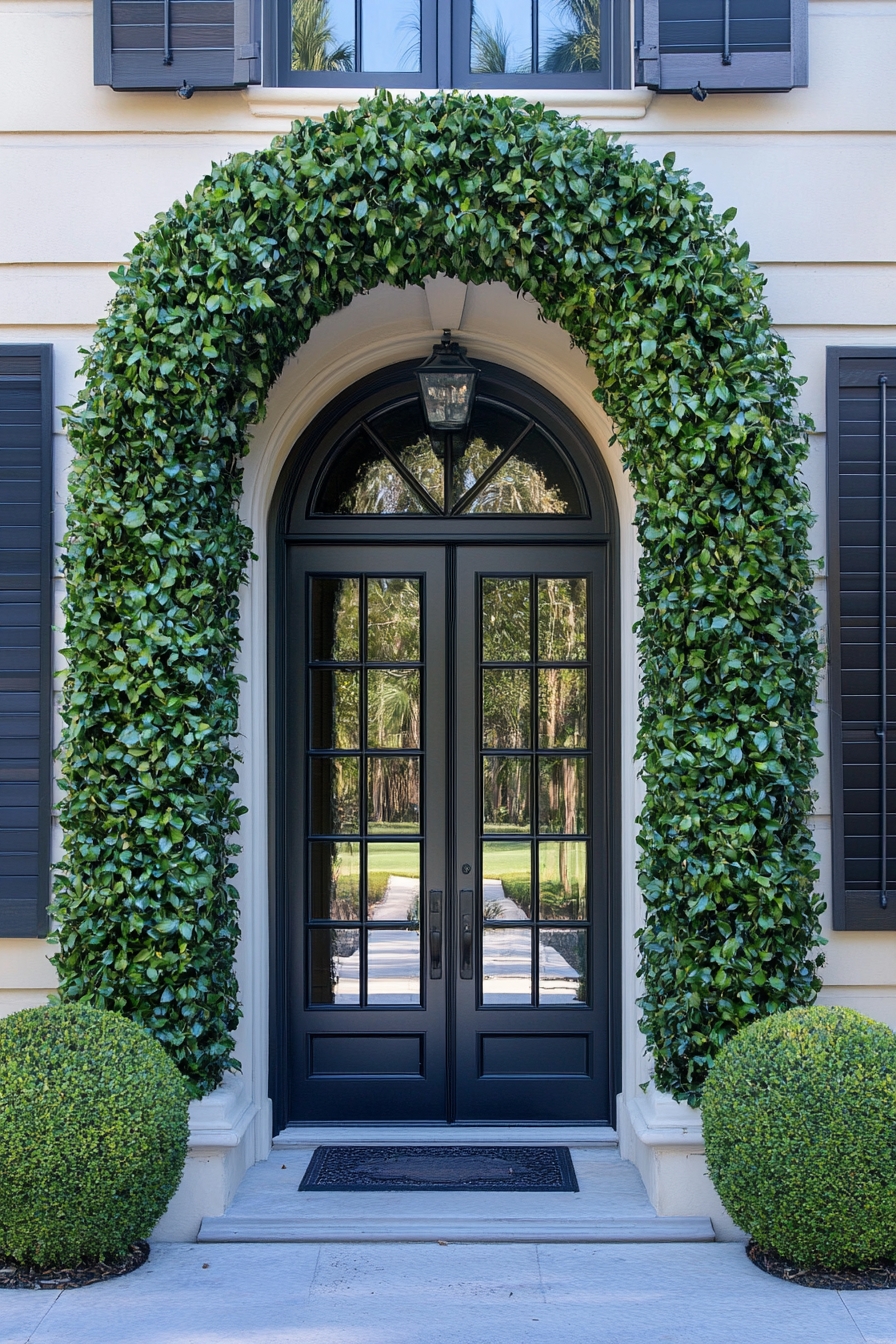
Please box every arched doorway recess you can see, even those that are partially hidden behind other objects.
[272,358,619,1125]
[56,92,822,1113]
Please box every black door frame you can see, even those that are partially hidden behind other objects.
[268,359,621,1131]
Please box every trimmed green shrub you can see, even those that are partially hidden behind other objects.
[0,1003,189,1266]
[703,1005,896,1269]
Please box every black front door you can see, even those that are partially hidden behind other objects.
[286,542,611,1123]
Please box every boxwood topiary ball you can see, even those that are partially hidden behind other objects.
[0,1002,190,1267]
[703,1005,896,1269]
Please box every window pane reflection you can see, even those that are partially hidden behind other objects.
[471,0,532,73]
[538,578,587,661]
[483,756,531,833]
[311,670,359,749]
[367,756,420,834]
[538,667,587,748]
[483,840,532,919]
[367,578,420,663]
[310,927,360,1004]
[311,577,359,662]
[367,928,421,1003]
[538,840,586,920]
[482,579,530,662]
[482,926,533,1003]
[367,842,420,921]
[482,669,531,748]
[367,669,420,748]
[310,756,360,834]
[292,0,354,71]
[310,841,361,921]
[538,756,587,833]
[538,0,600,72]
[362,0,421,71]
[538,929,586,1003]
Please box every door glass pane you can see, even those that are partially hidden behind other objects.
[538,840,586,920]
[483,756,531,833]
[538,0,601,73]
[311,577,359,661]
[538,756,587,833]
[398,440,443,509]
[367,928,421,1003]
[367,756,421,833]
[310,927,360,1004]
[367,669,420,748]
[310,841,361,921]
[538,667,587,748]
[367,842,421,921]
[482,927,533,1003]
[361,0,421,71]
[291,0,354,71]
[483,840,532,919]
[310,757,360,834]
[482,669,531,748]
[538,578,587,661]
[460,438,575,515]
[538,929,586,1003]
[367,578,420,662]
[311,670,360,749]
[481,578,530,662]
[471,0,532,72]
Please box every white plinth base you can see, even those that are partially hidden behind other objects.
[617,1087,746,1243]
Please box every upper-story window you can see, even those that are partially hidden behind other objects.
[279,0,628,88]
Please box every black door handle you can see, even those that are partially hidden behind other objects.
[460,888,474,980]
[429,889,442,979]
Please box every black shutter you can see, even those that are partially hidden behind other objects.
[94,0,260,91]
[828,349,896,931]
[636,0,808,93]
[0,348,52,939]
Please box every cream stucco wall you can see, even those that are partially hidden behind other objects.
[1,0,894,1233]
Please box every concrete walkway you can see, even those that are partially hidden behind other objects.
[3,1242,896,1344]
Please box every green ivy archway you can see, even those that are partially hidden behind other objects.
[56,92,823,1103]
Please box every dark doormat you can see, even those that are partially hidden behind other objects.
[299,1145,579,1192]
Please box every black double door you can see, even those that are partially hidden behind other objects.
[286,543,611,1123]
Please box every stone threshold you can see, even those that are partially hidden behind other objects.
[197,1214,715,1244]
[272,1125,619,1148]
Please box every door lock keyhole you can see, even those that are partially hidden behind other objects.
[461,863,471,874]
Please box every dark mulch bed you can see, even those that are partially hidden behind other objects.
[0,1240,149,1290]
[748,1239,896,1290]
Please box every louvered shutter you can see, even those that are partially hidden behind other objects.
[828,349,896,932]
[636,0,808,93]
[94,0,260,91]
[0,348,52,939]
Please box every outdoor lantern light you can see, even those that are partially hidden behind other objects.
[415,331,478,454]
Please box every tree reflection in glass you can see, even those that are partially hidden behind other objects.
[311,669,359,749]
[311,577,359,662]
[292,0,353,70]
[310,841,361,921]
[310,927,360,1004]
[538,756,587,833]
[538,578,587,661]
[483,756,531,832]
[538,667,587,748]
[367,756,420,833]
[310,756,360,834]
[367,669,420,748]
[482,669,531,748]
[482,579,530,662]
[538,929,586,1003]
[538,0,600,72]
[367,578,420,662]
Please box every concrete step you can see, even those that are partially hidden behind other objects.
[272,1125,619,1149]
[197,1214,715,1244]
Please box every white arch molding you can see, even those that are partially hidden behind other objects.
[154,276,645,1238]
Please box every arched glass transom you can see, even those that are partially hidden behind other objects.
[312,393,587,517]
